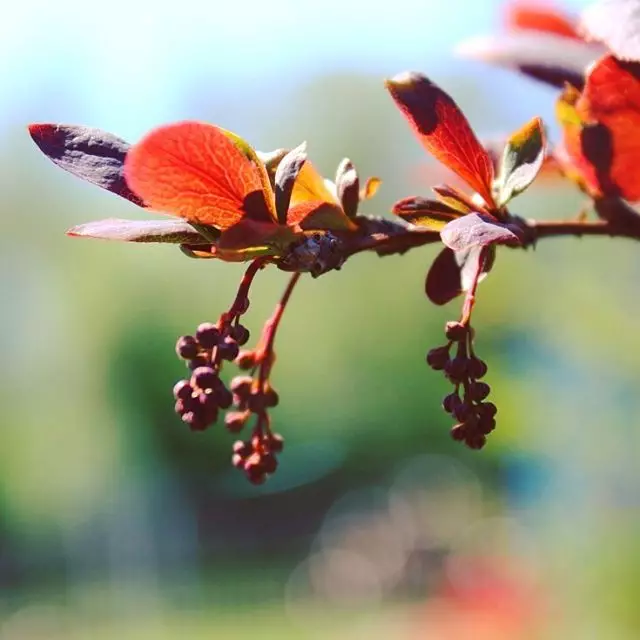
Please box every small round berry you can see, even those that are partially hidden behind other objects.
[218,336,240,362]
[268,433,285,453]
[478,401,497,419]
[231,324,250,346]
[188,356,210,371]
[197,392,219,422]
[445,321,467,341]
[467,357,488,379]
[174,399,187,416]
[235,350,257,370]
[225,410,250,433]
[244,461,267,485]
[230,375,253,398]
[232,440,251,457]
[247,392,265,413]
[263,385,279,408]
[478,415,496,434]
[176,335,199,360]
[465,433,487,450]
[182,411,208,432]
[261,453,278,474]
[173,379,194,401]
[215,386,234,410]
[450,423,467,441]
[196,322,220,349]
[232,453,245,468]
[442,392,462,415]
[453,401,473,423]
[445,356,468,383]
[191,366,218,390]
[426,346,450,371]
[469,381,491,402]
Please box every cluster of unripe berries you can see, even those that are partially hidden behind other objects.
[172,310,285,484]
[426,321,497,449]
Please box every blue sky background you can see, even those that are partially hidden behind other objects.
[5,0,589,139]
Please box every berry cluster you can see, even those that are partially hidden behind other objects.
[427,321,497,449]
[171,263,296,484]
[173,316,250,431]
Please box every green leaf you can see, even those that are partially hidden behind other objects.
[495,116,546,206]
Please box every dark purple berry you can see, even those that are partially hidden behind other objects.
[465,434,487,450]
[197,392,219,422]
[196,322,220,349]
[176,335,199,360]
[218,337,240,361]
[268,433,285,453]
[191,366,218,390]
[445,321,467,341]
[478,402,497,419]
[450,423,467,441]
[261,453,278,474]
[215,386,234,410]
[442,392,462,415]
[182,411,208,432]
[426,346,450,371]
[453,401,473,423]
[467,357,488,379]
[173,379,193,401]
[445,356,468,383]
[188,356,210,371]
[469,381,491,402]
[231,324,250,346]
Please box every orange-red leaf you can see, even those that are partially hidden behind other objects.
[505,0,580,39]
[287,201,356,231]
[560,55,640,201]
[124,121,275,230]
[385,72,496,209]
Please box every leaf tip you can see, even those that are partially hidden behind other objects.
[385,71,428,94]
[27,123,55,145]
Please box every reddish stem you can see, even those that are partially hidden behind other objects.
[257,272,302,388]
[227,258,268,319]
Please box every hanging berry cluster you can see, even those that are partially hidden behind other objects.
[27,0,640,483]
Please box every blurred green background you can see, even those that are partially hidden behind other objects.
[3,0,640,637]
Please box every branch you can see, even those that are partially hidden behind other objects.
[528,219,640,243]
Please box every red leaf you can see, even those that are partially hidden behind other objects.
[385,72,496,209]
[440,213,522,252]
[505,0,580,40]
[287,201,356,231]
[124,121,275,230]
[562,55,640,201]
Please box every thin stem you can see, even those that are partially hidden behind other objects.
[257,272,302,387]
[227,258,268,319]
